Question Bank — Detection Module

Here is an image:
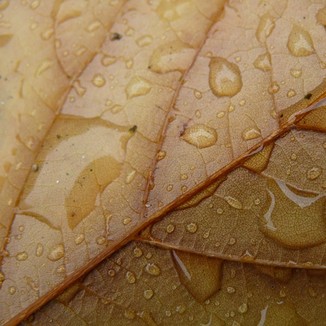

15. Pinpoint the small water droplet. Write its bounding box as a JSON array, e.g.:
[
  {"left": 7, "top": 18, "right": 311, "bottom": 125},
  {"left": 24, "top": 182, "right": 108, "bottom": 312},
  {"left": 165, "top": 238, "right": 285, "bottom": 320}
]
[
  {"left": 133, "top": 247, "right": 143, "bottom": 257},
  {"left": 181, "top": 124, "right": 217, "bottom": 148},
  {"left": 228, "top": 238, "right": 236, "bottom": 245},
  {"left": 166, "top": 184, "right": 173, "bottom": 192},
  {"left": 256, "top": 13, "right": 275, "bottom": 42},
  {"left": 126, "top": 271, "right": 136, "bottom": 284},
  {"left": 36, "top": 60, "right": 53, "bottom": 76},
  {"left": 125, "top": 59, "right": 133, "bottom": 69},
  {"left": 125, "top": 170, "right": 136, "bottom": 184},
  {"left": 9, "top": 286, "right": 16, "bottom": 295},
  {"left": 268, "top": 81, "right": 280, "bottom": 94},
  {"left": 194, "top": 90, "right": 202, "bottom": 99},
  {"left": 92, "top": 73, "right": 106, "bottom": 87},
  {"left": 123, "top": 217, "right": 132, "bottom": 225},
  {"left": 47, "top": 244, "right": 64, "bottom": 261},
  {"left": 126, "top": 76, "right": 151, "bottom": 98},
  {"left": 287, "top": 25, "right": 314, "bottom": 57},
  {"left": 306, "top": 166, "right": 321, "bottom": 180},
  {"left": 136, "top": 35, "right": 153, "bottom": 47},
  {"left": 166, "top": 224, "right": 175, "bottom": 233},
  {"left": 156, "top": 150, "right": 166, "bottom": 160},
  {"left": 87, "top": 21, "right": 101, "bottom": 33},
  {"left": 217, "top": 111, "right": 225, "bottom": 118},
  {"left": 180, "top": 173, "right": 188, "bottom": 180},
  {"left": 287, "top": 89, "right": 297, "bottom": 98},
  {"left": 16, "top": 251, "right": 28, "bottom": 261},
  {"left": 242, "top": 127, "right": 262, "bottom": 141},
  {"left": 224, "top": 196, "right": 243, "bottom": 209},
  {"left": 186, "top": 222, "right": 198, "bottom": 233},
  {"left": 290, "top": 68, "right": 302, "bottom": 78},
  {"left": 35, "top": 243, "right": 43, "bottom": 257},
  {"left": 145, "top": 263, "right": 161, "bottom": 276},
  {"left": 290, "top": 153, "right": 297, "bottom": 161},
  {"left": 124, "top": 309, "right": 136, "bottom": 320},
  {"left": 209, "top": 57, "right": 243, "bottom": 97},
  {"left": 74, "top": 234, "right": 85, "bottom": 245},
  {"left": 108, "top": 269, "right": 116, "bottom": 277},
  {"left": 41, "top": 28, "right": 54, "bottom": 40},
  {"left": 96, "top": 236, "right": 106, "bottom": 245},
  {"left": 101, "top": 55, "right": 116, "bottom": 67},
  {"left": 216, "top": 208, "right": 224, "bottom": 214},
  {"left": 227, "top": 286, "right": 236, "bottom": 294},
  {"left": 254, "top": 53, "right": 271, "bottom": 71}
]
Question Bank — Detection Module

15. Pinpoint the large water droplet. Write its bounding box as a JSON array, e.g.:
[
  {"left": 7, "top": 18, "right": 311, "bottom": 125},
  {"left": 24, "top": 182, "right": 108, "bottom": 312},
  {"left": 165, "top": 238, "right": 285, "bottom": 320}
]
[
  {"left": 287, "top": 25, "right": 314, "bottom": 57},
  {"left": 125, "top": 271, "right": 136, "bottom": 284},
  {"left": 47, "top": 244, "right": 65, "bottom": 261},
  {"left": 253, "top": 53, "right": 271, "bottom": 71},
  {"left": 172, "top": 250, "right": 223, "bottom": 302},
  {"left": 181, "top": 124, "right": 217, "bottom": 148},
  {"left": 209, "top": 57, "right": 242, "bottom": 97},
  {"left": 242, "top": 127, "right": 262, "bottom": 141},
  {"left": 16, "top": 251, "right": 28, "bottom": 261},
  {"left": 126, "top": 76, "right": 151, "bottom": 98},
  {"left": 256, "top": 13, "right": 275, "bottom": 42}
]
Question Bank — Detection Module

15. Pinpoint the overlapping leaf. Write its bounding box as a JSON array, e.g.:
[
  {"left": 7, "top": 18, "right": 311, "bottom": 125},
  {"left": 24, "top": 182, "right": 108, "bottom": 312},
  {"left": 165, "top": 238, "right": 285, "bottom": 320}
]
[{"left": 0, "top": 0, "right": 326, "bottom": 325}]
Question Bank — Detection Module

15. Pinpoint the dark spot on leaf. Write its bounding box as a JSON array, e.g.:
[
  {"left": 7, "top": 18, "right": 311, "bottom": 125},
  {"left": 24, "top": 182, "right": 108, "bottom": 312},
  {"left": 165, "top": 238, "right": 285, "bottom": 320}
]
[
  {"left": 129, "top": 125, "right": 137, "bottom": 133},
  {"left": 111, "top": 33, "right": 122, "bottom": 41},
  {"left": 304, "top": 93, "right": 312, "bottom": 100}
]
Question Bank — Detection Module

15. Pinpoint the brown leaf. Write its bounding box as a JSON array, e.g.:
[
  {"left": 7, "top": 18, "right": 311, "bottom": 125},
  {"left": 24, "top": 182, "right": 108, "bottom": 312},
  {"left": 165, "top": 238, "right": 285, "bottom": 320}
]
[{"left": 0, "top": 0, "right": 326, "bottom": 324}]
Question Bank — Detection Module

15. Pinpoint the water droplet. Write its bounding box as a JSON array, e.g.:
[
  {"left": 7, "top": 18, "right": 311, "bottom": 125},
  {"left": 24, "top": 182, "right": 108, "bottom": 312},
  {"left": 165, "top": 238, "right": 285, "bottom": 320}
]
[
  {"left": 126, "top": 271, "right": 136, "bottom": 284},
  {"left": 96, "top": 236, "right": 106, "bottom": 245},
  {"left": 56, "top": 265, "right": 66, "bottom": 273},
  {"left": 133, "top": 247, "right": 143, "bottom": 257},
  {"left": 287, "top": 89, "right": 297, "bottom": 98},
  {"left": 101, "top": 55, "right": 116, "bottom": 67},
  {"left": 217, "top": 111, "right": 225, "bottom": 118},
  {"left": 8, "top": 286, "right": 16, "bottom": 295},
  {"left": 30, "top": 0, "right": 40, "bottom": 9},
  {"left": 242, "top": 127, "right": 262, "bottom": 141},
  {"left": 41, "top": 28, "right": 54, "bottom": 40},
  {"left": 73, "top": 80, "right": 87, "bottom": 96},
  {"left": 306, "top": 166, "right": 322, "bottom": 180},
  {"left": 176, "top": 304, "right": 186, "bottom": 314},
  {"left": 92, "top": 73, "right": 106, "bottom": 87},
  {"left": 224, "top": 196, "right": 243, "bottom": 209},
  {"left": 228, "top": 238, "right": 236, "bottom": 245},
  {"left": 36, "top": 60, "right": 53, "bottom": 76},
  {"left": 126, "top": 76, "right": 151, "bottom": 98},
  {"left": 253, "top": 53, "right": 271, "bottom": 71},
  {"left": 75, "top": 47, "right": 86, "bottom": 57},
  {"left": 145, "top": 263, "right": 161, "bottom": 276},
  {"left": 149, "top": 40, "right": 193, "bottom": 73},
  {"left": 181, "top": 124, "right": 217, "bottom": 148},
  {"left": 290, "top": 153, "right": 297, "bottom": 161},
  {"left": 290, "top": 68, "right": 302, "bottom": 78},
  {"left": 227, "top": 286, "right": 236, "bottom": 294},
  {"left": 125, "top": 59, "right": 133, "bottom": 69},
  {"left": 123, "top": 217, "right": 132, "bottom": 225},
  {"left": 166, "top": 223, "right": 175, "bottom": 233},
  {"left": 108, "top": 269, "right": 116, "bottom": 277},
  {"left": 172, "top": 250, "right": 223, "bottom": 302},
  {"left": 156, "top": 150, "right": 166, "bottom": 160},
  {"left": 74, "top": 234, "right": 85, "bottom": 245},
  {"left": 87, "top": 21, "right": 101, "bottom": 32},
  {"left": 35, "top": 243, "right": 43, "bottom": 257},
  {"left": 256, "top": 13, "right": 275, "bottom": 42},
  {"left": 268, "top": 81, "right": 280, "bottom": 94},
  {"left": 16, "top": 251, "right": 28, "bottom": 261},
  {"left": 186, "top": 222, "right": 198, "bottom": 233},
  {"left": 47, "top": 244, "right": 64, "bottom": 261},
  {"left": 216, "top": 208, "right": 224, "bottom": 214},
  {"left": 180, "top": 173, "right": 188, "bottom": 180},
  {"left": 124, "top": 309, "right": 136, "bottom": 320},
  {"left": 316, "top": 7, "right": 326, "bottom": 26},
  {"left": 136, "top": 35, "right": 153, "bottom": 47},
  {"left": 194, "top": 90, "right": 202, "bottom": 99},
  {"left": 287, "top": 25, "right": 314, "bottom": 57},
  {"left": 125, "top": 169, "right": 136, "bottom": 184},
  {"left": 209, "top": 57, "right": 242, "bottom": 97}
]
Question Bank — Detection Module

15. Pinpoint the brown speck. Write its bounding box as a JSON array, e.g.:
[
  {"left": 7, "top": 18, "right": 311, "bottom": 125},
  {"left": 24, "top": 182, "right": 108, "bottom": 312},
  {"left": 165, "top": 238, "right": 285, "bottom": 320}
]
[
  {"left": 111, "top": 33, "right": 122, "bottom": 41},
  {"left": 304, "top": 93, "right": 312, "bottom": 100}
]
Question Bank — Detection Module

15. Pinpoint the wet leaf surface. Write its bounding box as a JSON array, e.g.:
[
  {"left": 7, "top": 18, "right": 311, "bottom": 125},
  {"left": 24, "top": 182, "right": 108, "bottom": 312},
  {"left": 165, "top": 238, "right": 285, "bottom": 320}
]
[{"left": 0, "top": 0, "right": 325, "bottom": 324}]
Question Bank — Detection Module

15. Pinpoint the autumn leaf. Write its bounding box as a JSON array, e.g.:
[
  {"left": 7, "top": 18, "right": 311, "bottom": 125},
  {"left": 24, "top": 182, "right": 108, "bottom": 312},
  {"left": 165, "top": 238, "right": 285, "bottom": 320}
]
[{"left": 0, "top": 0, "right": 326, "bottom": 325}]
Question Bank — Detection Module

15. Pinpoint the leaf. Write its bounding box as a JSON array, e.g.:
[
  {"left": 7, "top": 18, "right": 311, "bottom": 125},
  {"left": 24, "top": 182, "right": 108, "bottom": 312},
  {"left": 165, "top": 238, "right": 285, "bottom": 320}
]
[
  {"left": 0, "top": 0, "right": 326, "bottom": 324},
  {"left": 25, "top": 242, "right": 326, "bottom": 325}
]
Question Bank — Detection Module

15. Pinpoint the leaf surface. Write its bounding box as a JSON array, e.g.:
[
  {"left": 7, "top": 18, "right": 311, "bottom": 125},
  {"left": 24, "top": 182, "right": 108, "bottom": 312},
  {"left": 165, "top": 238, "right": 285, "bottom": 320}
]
[{"left": 0, "top": 0, "right": 326, "bottom": 324}]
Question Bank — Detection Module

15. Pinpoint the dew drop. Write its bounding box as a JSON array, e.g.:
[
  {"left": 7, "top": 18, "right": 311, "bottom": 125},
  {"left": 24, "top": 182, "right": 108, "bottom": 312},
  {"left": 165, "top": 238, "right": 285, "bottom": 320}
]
[
  {"left": 101, "top": 55, "right": 116, "bottom": 67},
  {"left": 47, "top": 244, "right": 64, "bottom": 261},
  {"left": 287, "top": 89, "right": 297, "bottom": 98},
  {"left": 126, "top": 271, "right": 136, "bottom": 284},
  {"left": 256, "top": 13, "right": 275, "bottom": 42},
  {"left": 242, "top": 127, "right": 261, "bottom": 141},
  {"left": 228, "top": 238, "right": 236, "bottom": 245},
  {"left": 156, "top": 150, "right": 166, "bottom": 160},
  {"left": 108, "top": 269, "right": 116, "bottom": 277},
  {"left": 217, "top": 111, "right": 225, "bottom": 118},
  {"left": 181, "top": 124, "right": 217, "bottom": 148},
  {"left": 125, "top": 169, "right": 136, "bottom": 184},
  {"left": 123, "top": 217, "right": 132, "bottom": 225},
  {"left": 145, "top": 263, "right": 161, "bottom": 276},
  {"left": 253, "top": 53, "right": 271, "bottom": 71},
  {"left": 8, "top": 286, "right": 16, "bottom": 295},
  {"left": 224, "top": 196, "right": 243, "bottom": 209},
  {"left": 96, "top": 236, "right": 106, "bottom": 245},
  {"left": 227, "top": 286, "right": 236, "bottom": 294},
  {"left": 133, "top": 247, "right": 143, "bottom": 257},
  {"left": 186, "top": 222, "right": 198, "bottom": 234},
  {"left": 287, "top": 25, "right": 314, "bottom": 57},
  {"left": 41, "top": 28, "right": 54, "bottom": 40},
  {"left": 166, "top": 223, "right": 175, "bottom": 234},
  {"left": 136, "top": 35, "right": 153, "bottom": 47},
  {"left": 268, "top": 81, "right": 280, "bottom": 94},
  {"left": 124, "top": 309, "right": 136, "bottom": 320},
  {"left": 87, "top": 21, "right": 101, "bottom": 33},
  {"left": 290, "top": 68, "right": 302, "bottom": 78},
  {"left": 92, "top": 73, "right": 106, "bottom": 87},
  {"left": 74, "top": 234, "right": 85, "bottom": 245},
  {"left": 125, "top": 59, "right": 133, "bottom": 69},
  {"left": 126, "top": 76, "right": 151, "bottom": 98},
  {"left": 194, "top": 90, "right": 202, "bottom": 99},
  {"left": 16, "top": 251, "right": 28, "bottom": 261},
  {"left": 35, "top": 243, "right": 43, "bottom": 257},
  {"left": 209, "top": 57, "right": 242, "bottom": 97},
  {"left": 306, "top": 166, "right": 322, "bottom": 180},
  {"left": 36, "top": 60, "right": 53, "bottom": 76},
  {"left": 142, "top": 290, "right": 154, "bottom": 302}
]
